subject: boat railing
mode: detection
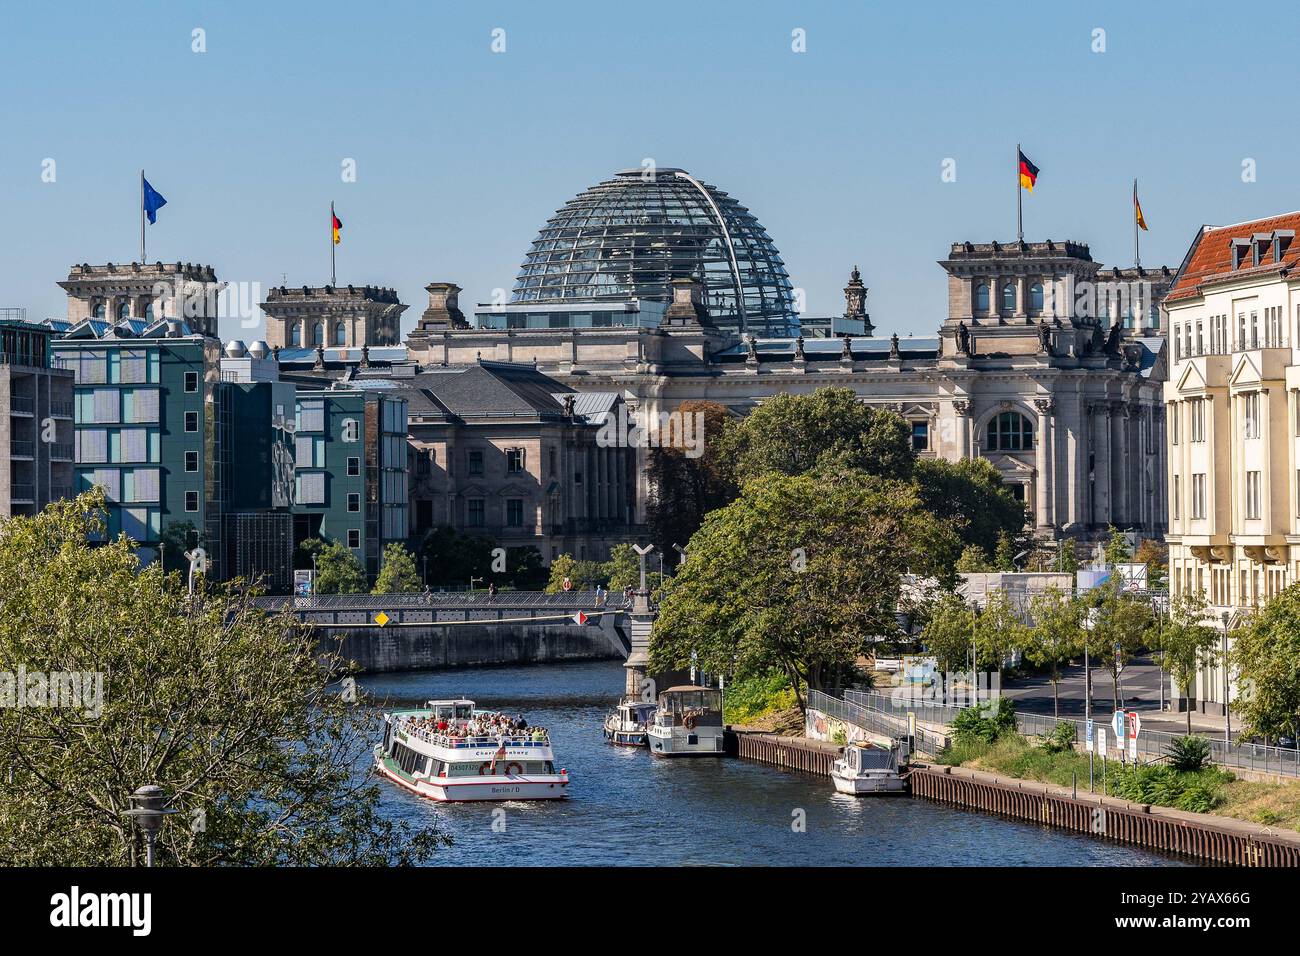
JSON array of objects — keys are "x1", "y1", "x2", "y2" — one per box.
[{"x1": 396, "y1": 720, "x2": 549, "y2": 749}]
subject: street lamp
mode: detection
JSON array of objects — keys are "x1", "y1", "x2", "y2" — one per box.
[
  {"x1": 1220, "y1": 611, "x2": 1232, "y2": 746},
  {"x1": 121, "y1": 784, "x2": 177, "y2": 867}
]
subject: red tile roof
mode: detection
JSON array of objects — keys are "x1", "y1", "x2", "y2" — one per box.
[{"x1": 1166, "y1": 211, "x2": 1300, "y2": 302}]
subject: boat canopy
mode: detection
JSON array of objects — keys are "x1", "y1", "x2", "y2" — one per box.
[
  {"x1": 658, "y1": 687, "x2": 722, "y2": 713},
  {"x1": 426, "y1": 699, "x2": 475, "y2": 720},
  {"x1": 846, "y1": 745, "x2": 897, "y2": 771}
]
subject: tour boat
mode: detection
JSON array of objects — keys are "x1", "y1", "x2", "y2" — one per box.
[
  {"x1": 647, "y1": 685, "x2": 725, "y2": 757},
  {"x1": 374, "y1": 698, "x2": 569, "y2": 801},
  {"x1": 829, "y1": 743, "x2": 907, "y2": 795},
  {"x1": 603, "y1": 698, "x2": 657, "y2": 746}
]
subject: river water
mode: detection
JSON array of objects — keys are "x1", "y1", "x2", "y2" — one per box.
[{"x1": 359, "y1": 661, "x2": 1181, "y2": 867}]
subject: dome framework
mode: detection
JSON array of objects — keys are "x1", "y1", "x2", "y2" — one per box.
[{"x1": 511, "y1": 168, "x2": 798, "y2": 336}]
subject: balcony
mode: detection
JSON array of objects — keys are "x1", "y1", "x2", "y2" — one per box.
[
  {"x1": 10, "y1": 440, "x2": 34, "y2": 459},
  {"x1": 50, "y1": 484, "x2": 73, "y2": 500},
  {"x1": 48, "y1": 400, "x2": 73, "y2": 419},
  {"x1": 49, "y1": 442, "x2": 74, "y2": 461},
  {"x1": 10, "y1": 484, "x2": 34, "y2": 503},
  {"x1": 7, "y1": 395, "x2": 34, "y2": 415}
]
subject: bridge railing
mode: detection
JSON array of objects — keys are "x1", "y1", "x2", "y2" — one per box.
[{"x1": 253, "y1": 590, "x2": 633, "y2": 612}]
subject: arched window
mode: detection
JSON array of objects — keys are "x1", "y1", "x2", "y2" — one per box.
[
  {"x1": 1001, "y1": 283, "x2": 1016, "y2": 313},
  {"x1": 144, "y1": 300, "x2": 155, "y2": 322},
  {"x1": 312, "y1": 322, "x2": 324, "y2": 347},
  {"x1": 92, "y1": 302, "x2": 105, "y2": 319},
  {"x1": 118, "y1": 301, "x2": 131, "y2": 320},
  {"x1": 1148, "y1": 303, "x2": 1160, "y2": 329},
  {"x1": 289, "y1": 324, "x2": 301, "y2": 347},
  {"x1": 334, "y1": 323, "x2": 346, "y2": 346},
  {"x1": 985, "y1": 411, "x2": 1034, "y2": 452},
  {"x1": 1029, "y1": 283, "x2": 1044, "y2": 314},
  {"x1": 974, "y1": 283, "x2": 989, "y2": 312}
]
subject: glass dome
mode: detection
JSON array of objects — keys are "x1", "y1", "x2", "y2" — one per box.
[{"x1": 511, "y1": 168, "x2": 798, "y2": 336}]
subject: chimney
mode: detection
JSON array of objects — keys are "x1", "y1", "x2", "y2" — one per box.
[
  {"x1": 661, "y1": 276, "x2": 712, "y2": 328},
  {"x1": 416, "y1": 282, "x2": 467, "y2": 331}
]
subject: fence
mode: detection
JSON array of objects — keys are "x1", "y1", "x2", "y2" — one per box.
[
  {"x1": 807, "y1": 689, "x2": 946, "y2": 757},
  {"x1": 253, "y1": 590, "x2": 633, "y2": 612},
  {"x1": 844, "y1": 688, "x2": 1300, "y2": 778}
]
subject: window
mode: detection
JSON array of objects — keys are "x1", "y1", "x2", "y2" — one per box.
[
  {"x1": 347, "y1": 529, "x2": 360, "y2": 549},
  {"x1": 118, "y1": 301, "x2": 131, "y2": 320},
  {"x1": 1001, "y1": 283, "x2": 1016, "y2": 313},
  {"x1": 1238, "y1": 312, "x2": 1246, "y2": 349},
  {"x1": 548, "y1": 446, "x2": 556, "y2": 476},
  {"x1": 290, "y1": 325, "x2": 301, "y2": 347},
  {"x1": 911, "y1": 421, "x2": 929, "y2": 451},
  {"x1": 985, "y1": 411, "x2": 1033, "y2": 452},
  {"x1": 347, "y1": 456, "x2": 360, "y2": 477},
  {"x1": 347, "y1": 492, "x2": 360, "y2": 513},
  {"x1": 1190, "y1": 399, "x2": 1206, "y2": 442},
  {"x1": 1172, "y1": 475, "x2": 1181, "y2": 519},
  {"x1": 1244, "y1": 392, "x2": 1261, "y2": 439},
  {"x1": 973, "y1": 283, "x2": 989, "y2": 312},
  {"x1": 297, "y1": 400, "x2": 325, "y2": 433},
  {"x1": 1028, "y1": 283, "x2": 1044, "y2": 314},
  {"x1": 506, "y1": 499, "x2": 524, "y2": 526},
  {"x1": 573, "y1": 470, "x2": 583, "y2": 485},
  {"x1": 184, "y1": 371, "x2": 198, "y2": 393},
  {"x1": 334, "y1": 323, "x2": 346, "y2": 346},
  {"x1": 468, "y1": 450, "x2": 484, "y2": 476},
  {"x1": 185, "y1": 411, "x2": 198, "y2": 433},
  {"x1": 185, "y1": 490, "x2": 199, "y2": 512},
  {"x1": 1170, "y1": 403, "x2": 1180, "y2": 445},
  {"x1": 185, "y1": 450, "x2": 198, "y2": 473},
  {"x1": 1191, "y1": 473, "x2": 1207, "y2": 519},
  {"x1": 1246, "y1": 470, "x2": 1262, "y2": 519},
  {"x1": 506, "y1": 448, "x2": 524, "y2": 473},
  {"x1": 92, "y1": 302, "x2": 105, "y2": 319},
  {"x1": 468, "y1": 498, "x2": 485, "y2": 527},
  {"x1": 312, "y1": 322, "x2": 324, "y2": 347},
  {"x1": 295, "y1": 472, "x2": 325, "y2": 504}
]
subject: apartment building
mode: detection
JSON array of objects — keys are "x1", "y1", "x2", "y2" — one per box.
[
  {"x1": 0, "y1": 318, "x2": 74, "y2": 517},
  {"x1": 1164, "y1": 211, "x2": 1300, "y2": 714}
]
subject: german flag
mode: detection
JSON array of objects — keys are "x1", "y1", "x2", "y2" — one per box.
[
  {"x1": 1134, "y1": 181, "x2": 1148, "y2": 231},
  {"x1": 331, "y1": 205, "x2": 343, "y2": 245},
  {"x1": 1018, "y1": 150, "x2": 1039, "y2": 192}
]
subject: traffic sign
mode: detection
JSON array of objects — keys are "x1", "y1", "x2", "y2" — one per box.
[
  {"x1": 1085, "y1": 719, "x2": 1095, "y2": 753},
  {"x1": 572, "y1": 611, "x2": 588, "y2": 625},
  {"x1": 1126, "y1": 710, "x2": 1141, "y2": 739},
  {"x1": 1111, "y1": 710, "x2": 1126, "y2": 739},
  {"x1": 1128, "y1": 736, "x2": 1138, "y2": 761},
  {"x1": 1097, "y1": 727, "x2": 1107, "y2": 754},
  {"x1": 374, "y1": 611, "x2": 390, "y2": 627}
]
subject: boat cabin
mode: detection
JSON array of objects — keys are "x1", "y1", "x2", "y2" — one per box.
[
  {"x1": 842, "y1": 744, "x2": 899, "y2": 774},
  {"x1": 426, "y1": 699, "x2": 475, "y2": 722},
  {"x1": 655, "y1": 685, "x2": 723, "y2": 728}
]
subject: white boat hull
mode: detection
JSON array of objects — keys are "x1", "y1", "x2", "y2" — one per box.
[
  {"x1": 830, "y1": 772, "x2": 907, "y2": 795},
  {"x1": 376, "y1": 758, "x2": 569, "y2": 802},
  {"x1": 647, "y1": 726, "x2": 725, "y2": 757}
]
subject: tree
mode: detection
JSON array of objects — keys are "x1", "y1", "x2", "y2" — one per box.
[
  {"x1": 418, "y1": 526, "x2": 495, "y2": 588},
  {"x1": 372, "y1": 543, "x2": 421, "y2": 594},
  {"x1": 603, "y1": 543, "x2": 642, "y2": 592},
  {"x1": 159, "y1": 520, "x2": 198, "y2": 574},
  {"x1": 1055, "y1": 540, "x2": 1079, "y2": 574},
  {"x1": 293, "y1": 535, "x2": 325, "y2": 572},
  {"x1": 503, "y1": 546, "x2": 545, "y2": 590},
  {"x1": 544, "y1": 554, "x2": 606, "y2": 593},
  {"x1": 315, "y1": 539, "x2": 367, "y2": 594},
  {"x1": 993, "y1": 530, "x2": 1018, "y2": 571},
  {"x1": 1084, "y1": 580, "x2": 1153, "y2": 711},
  {"x1": 0, "y1": 491, "x2": 444, "y2": 865},
  {"x1": 1161, "y1": 591, "x2": 1220, "y2": 733},
  {"x1": 914, "y1": 456, "x2": 1025, "y2": 560},
  {"x1": 1025, "y1": 587, "x2": 1082, "y2": 716},
  {"x1": 1103, "y1": 525, "x2": 1133, "y2": 566},
  {"x1": 720, "y1": 387, "x2": 914, "y2": 485},
  {"x1": 1232, "y1": 584, "x2": 1300, "y2": 740},
  {"x1": 974, "y1": 590, "x2": 1028, "y2": 675},
  {"x1": 1134, "y1": 538, "x2": 1168, "y2": 591},
  {"x1": 920, "y1": 591, "x2": 977, "y2": 698},
  {"x1": 955, "y1": 544, "x2": 992, "y2": 573},
  {"x1": 646, "y1": 400, "x2": 738, "y2": 557},
  {"x1": 651, "y1": 468, "x2": 960, "y2": 711}
]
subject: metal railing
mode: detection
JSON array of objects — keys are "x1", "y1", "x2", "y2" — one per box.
[
  {"x1": 9, "y1": 484, "x2": 34, "y2": 503},
  {"x1": 9, "y1": 440, "x2": 34, "y2": 458},
  {"x1": 253, "y1": 590, "x2": 634, "y2": 611},
  {"x1": 7, "y1": 395, "x2": 34, "y2": 414},
  {"x1": 808, "y1": 689, "x2": 946, "y2": 757}
]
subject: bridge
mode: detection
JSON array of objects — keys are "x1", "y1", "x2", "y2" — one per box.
[{"x1": 256, "y1": 591, "x2": 655, "y2": 689}]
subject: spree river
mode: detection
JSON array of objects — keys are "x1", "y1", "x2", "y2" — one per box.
[{"x1": 359, "y1": 661, "x2": 1181, "y2": 867}]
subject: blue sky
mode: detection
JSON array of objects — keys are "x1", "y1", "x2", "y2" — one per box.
[{"x1": 2, "y1": 1, "x2": 1297, "y2": 339}]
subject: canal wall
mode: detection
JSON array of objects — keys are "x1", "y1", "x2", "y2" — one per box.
[{"x1": 318, "y1": 624, "x2": 620, "y2": 673}]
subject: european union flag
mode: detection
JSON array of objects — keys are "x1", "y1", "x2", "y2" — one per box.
[{"x1": 142, "y1": 177, "x2": 167, "y2": 224}]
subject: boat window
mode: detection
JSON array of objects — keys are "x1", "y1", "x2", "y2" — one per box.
[
  {"x1": 455, "y1": 704, "x2": 473, "y2": 719},
  {"x1": 859, "y1": 750, "x2": 894, "y2": 769},
  {"x1": 435, "y1": 705, "x2": 453, "y2": 719},
  {"x1": 848, "y1": 749, "x2": 858, "y2": 770}
]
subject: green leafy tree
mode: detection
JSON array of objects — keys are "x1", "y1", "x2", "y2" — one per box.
[
  {"x1": 720, "y1": 387, "x2": 914, "y2": 485},
  {"x1": 1134, "y1": 538, "x2": 1168, "y2": 590},
  {"x1": 1084, "y1": 580, "x2": 1153, "y2": 711},
  {"x1": 1025, "y1": 587, "x2": 1082, "y2": 716},
  {"x1": 651, "y1": 468, "x2": 959, "y2": 711},
  {"x1": 603, "y1": 543, "x2": 642, "y2": 592},
  {"x1": 544, "y1": 554, "x2": 607, "y2": 593},
  {"x1": 294, "y1": 535, "x2": 326, "y2": 572},
  {"x1": 913, "y1": 457, "x2": 1026, "y2": 560},
  {"x1": 920, "y1": 591, "x2": 977, "y2": 696},
  {"x1": 1162, "y1": 591, "x2": 1221, "y2": 733},
  {"x1": 1055, "y1": 541, "x2": 1079, "y2": 574},
  {"x1": 0, "y1": 491, "x2": 444, "y2": 865},
  {"x1": 503, "y1": 546, "x2": 545, "y2": 590},
  {"x1": 1232, "y1": 584, "x2": 1300, "y2": 740},
  {"x1": 372, "y1": 543, "x2": 421, "y2": 594},
  {"x1": 315, "y1": 538, "x2": 368, "y2": 594},
  {"x1": 993, "y1": 530, "x2": 1019, "y2": 571},
  {"x1": 418, "y1": 526, "x2": 495, "y2": 588},
  {"x1": 646, "y1": 400, "x2": 738, "y2": 557},
  {"x1": 975, "y1": 590, "x2": 1029, "y2": 675},
  {"x1": 1103, "y1": 525, "x2": 1133, "y2": 566},
  {"x1": 955, "y1": 544, "x2": 992, "y2": 573}
]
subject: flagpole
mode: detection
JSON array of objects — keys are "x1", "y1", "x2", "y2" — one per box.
[
  {"x1": 140, "y1": 170, "x2": 146, "y2": 263},
  {"x1": 1016, "y1": 143, "x2": 1023, "y2": 242},
  {"x1": 330, "y1": 201, "x2": 337, "y2": 287},
  {"x1": 1133, "y1": 178, "x2": 1141, "y2": 269}
]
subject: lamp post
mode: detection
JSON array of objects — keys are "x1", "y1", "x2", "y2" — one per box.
[
  {"x1": 1220, "y1": 611, "x2": 1231, "y2": 746},
  {"x1": 121, "y1": 784, "x2": 177, "y2": 868}
]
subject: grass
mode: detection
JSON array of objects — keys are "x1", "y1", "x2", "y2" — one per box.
[{"x1": 723, "y1": 672, "x2": 797, "y2": 726}]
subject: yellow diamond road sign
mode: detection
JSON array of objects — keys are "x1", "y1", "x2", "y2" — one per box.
[{"x1": 374, "y1": 611, "x2": 390, "y2": 627}]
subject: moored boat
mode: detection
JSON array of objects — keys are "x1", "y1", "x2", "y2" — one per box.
[
  {"x1": 375, "y1": 698, "x2": 569, "y2": 801},
  {"x1": 647, "y1": 685, "x2": 725, "y2": 757},
  {"x1": 603, "y1": 698, "x2": 657, "y2": 746},
  {"x1": 830, "y1": 742, "x2": 907, "y2": 795}
]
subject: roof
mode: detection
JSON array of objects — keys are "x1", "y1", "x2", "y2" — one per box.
[
  {"x1": 551, "y1": 390, "x2": 620, "y2": 421},
  {"x1": 662, "y1": 685, "x2": 717, "y2": 694},
  {"x1": 1166, "y1": 211, "x2": 1300, "y2": 302},
  {"x1": 714, "y1": 335, "x2": 941, "y2": 361},
  {"x1": 275, "y1": 346, "x2": 408, "y2": 364}
]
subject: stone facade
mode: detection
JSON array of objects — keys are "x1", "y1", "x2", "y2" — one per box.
[
  {"x1": 261, "y1": 284, "x2": 406, "y2": 350},
  {"x1": 404, "y1": 239, "x2": 1170, "y2": 541},
  {"x1": 0, "y1": 320, "x2": 74, "y2": 517},
  {"x1": 58, "y1": 261, "x2": 223, "y2": 337}
]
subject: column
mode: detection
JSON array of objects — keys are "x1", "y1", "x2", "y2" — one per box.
[
  {"x1": 989, "y1": 278, "x2": 1001, "y2": 323},
  {"x1": 952, "y1": 400, "x2": 972, "y2": 458},
  {"x1": 1034, "y1": 399, "x2": 1053, "y2": 533},
  {"x1": 1093, "y1": 402, "x2": 1111, "y2": 528}
]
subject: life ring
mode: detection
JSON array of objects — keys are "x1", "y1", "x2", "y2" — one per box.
[
  {"x1": 562, "y1": 578, "x2": 573, "y2": 591},
  {"x1": 504, "y1": 762, "x2": 523, "y2": 776},
  {"x1": 478, "y1": 761, "x2": 493, "y2": 775},
  {"x1": 684, "y1": 714, "x2": 697, "y2": 730}
]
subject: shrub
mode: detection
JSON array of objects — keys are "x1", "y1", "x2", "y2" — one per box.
[
  {"x1": 1166, "y1": 734, "x2": 1213, "y2": 773},
  {"x1": 952, "y1": 697, "x2": 1018, "y2": 744},
  {"x1": 1040, "y1": 720, "x2": 1076, "y2": 754}
]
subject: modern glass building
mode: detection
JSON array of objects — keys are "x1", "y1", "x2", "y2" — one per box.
[{"x1": 483, "y1": 168, "x2": 799, "y2": 337}]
